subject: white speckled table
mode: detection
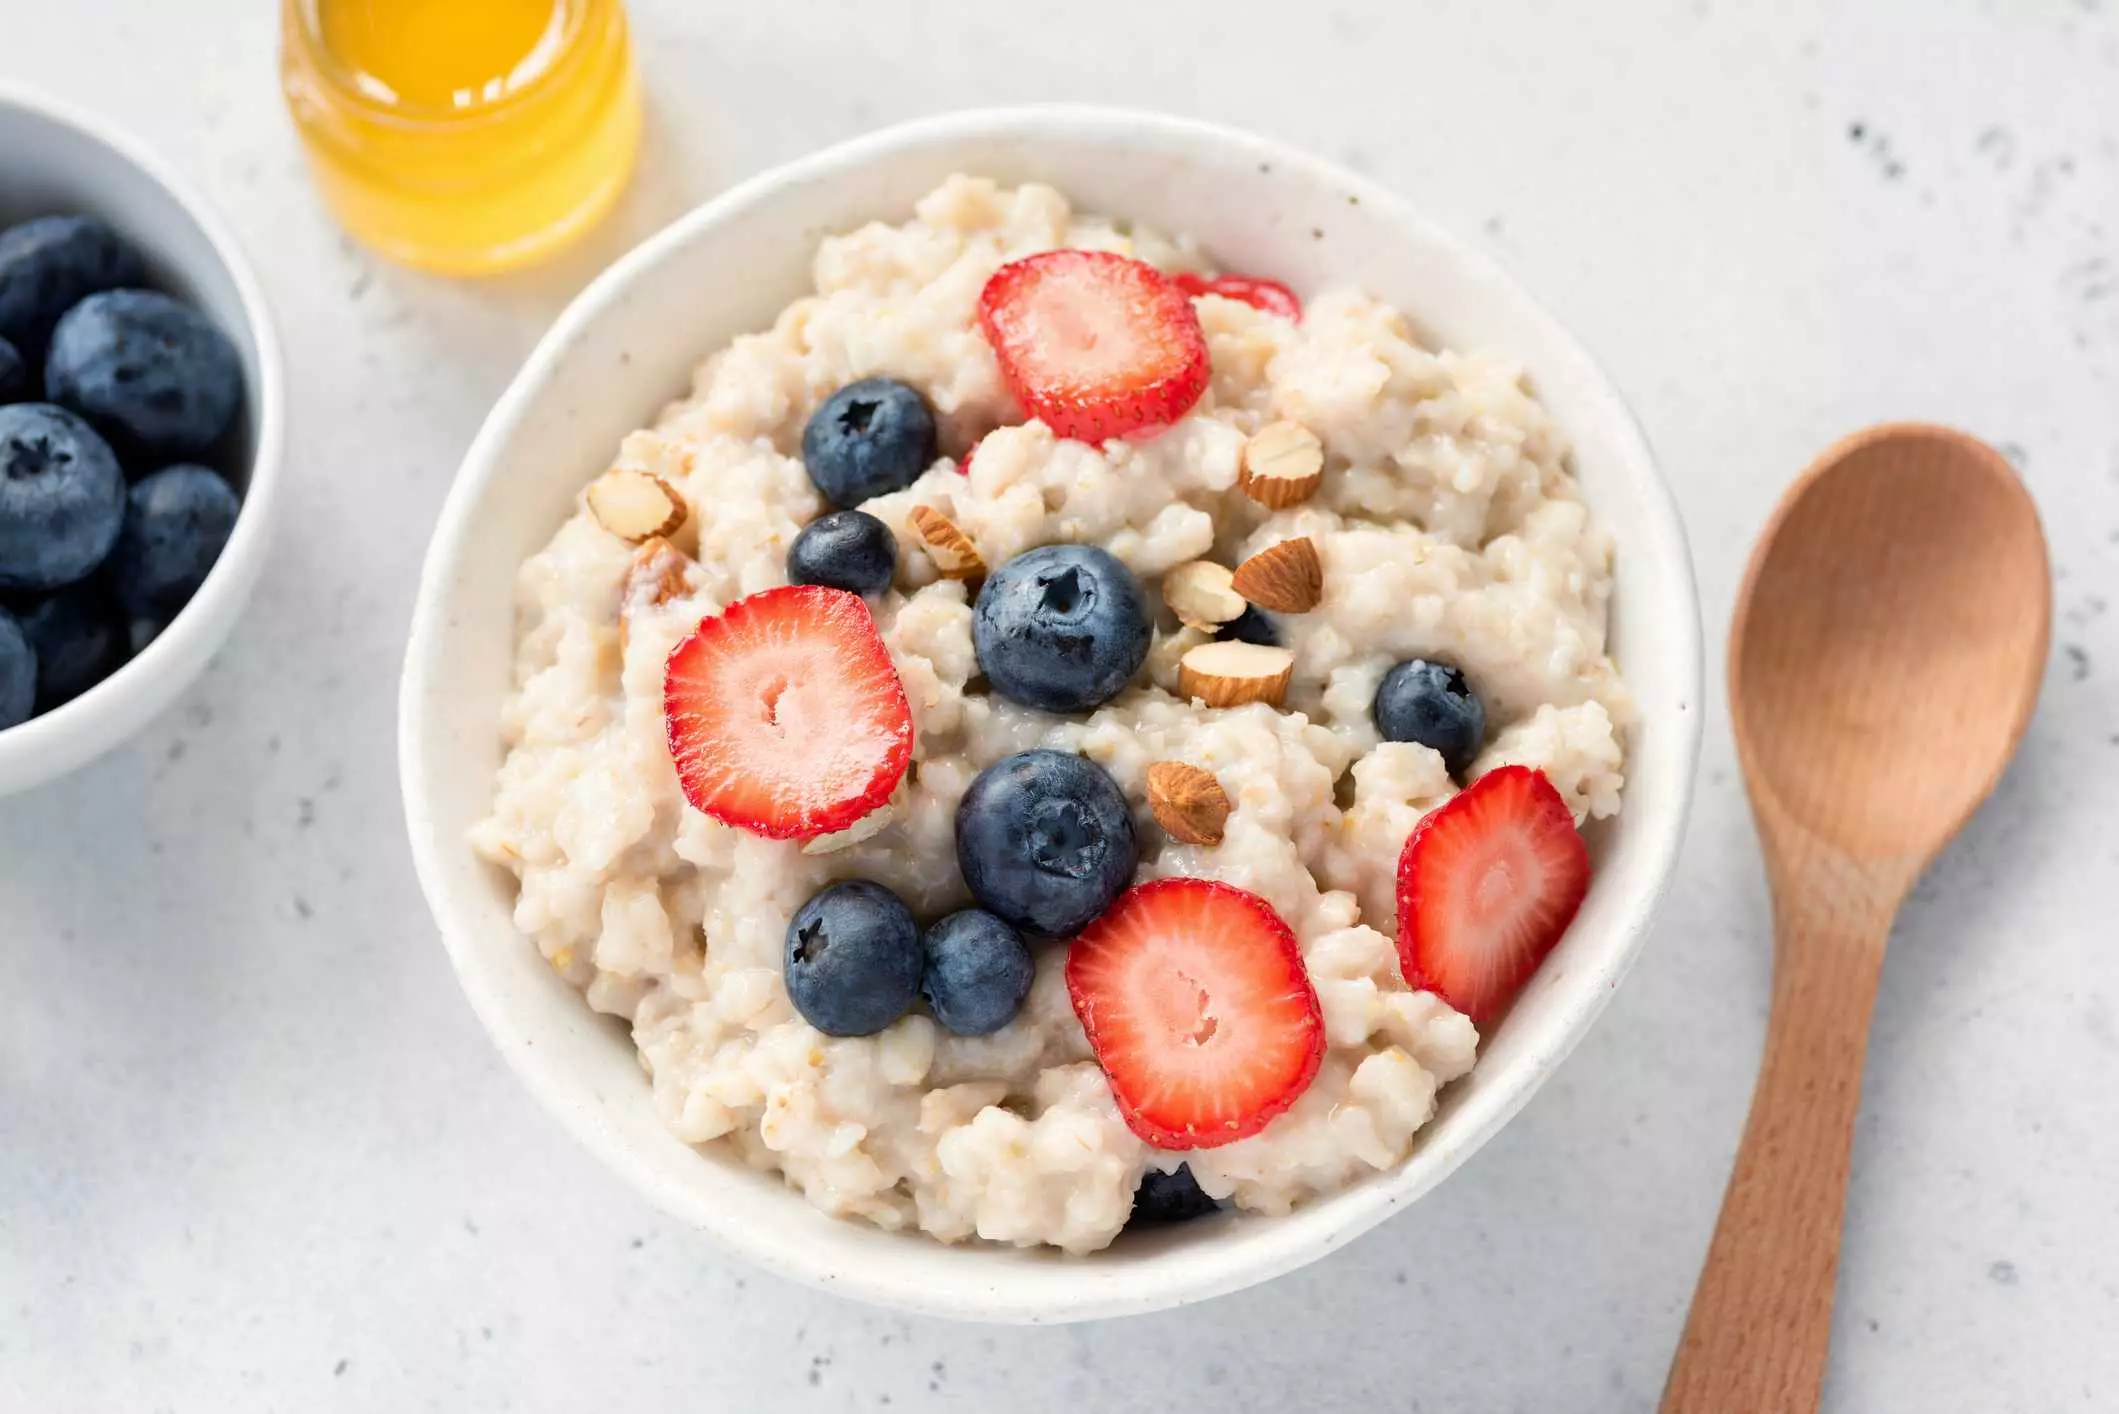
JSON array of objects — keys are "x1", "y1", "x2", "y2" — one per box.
[{"x1": 4, "y1": 2, "x2": 2116, "y2": 1409}]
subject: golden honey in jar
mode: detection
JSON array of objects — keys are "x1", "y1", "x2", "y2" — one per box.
[{"x1": 280, "y1": 0, "x2": 642, "y2": 275}]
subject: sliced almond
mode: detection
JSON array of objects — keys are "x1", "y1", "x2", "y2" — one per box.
[
  {"x1": 1177, "y1": 640, "x2": 1294, "y2": 708},
  {"x1": 1146, "y1": 761, "x2": 1231, "y2": 846},
  {"x1": 588, "y1": 468, "x2": 689, "y2": 543},
  {"x1": 618, "y1": 536, "x2": 695, "y2": 652},
  {"x1": 1239, "y1": 421, "x2": 1325, "y2": 508},
  {"x1": 1162, "y1": 560, "x2": 1247, "y2": 632},
  {"x1": 908, "y1": 504, "x2": 986, "y2": 580},
  {"x1": 1232, "y1": 537, "x2": 1323, "y2": 614}
]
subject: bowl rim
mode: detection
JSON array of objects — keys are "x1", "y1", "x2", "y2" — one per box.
[
  {"x1": 0, "y1": 83, "x2": 286, "y2": 782},
  {"x1": 401, "y1": 103, "x2": 1703, "y2": 1321}
]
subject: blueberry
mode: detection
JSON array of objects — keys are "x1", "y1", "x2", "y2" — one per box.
[
  {"x1": 107, "y1": 464, "x2": 240, "y2": 625},
  {"x1": 1127, "y1": 1165, "x2": 1220, "y2": 1227},
  {"x1": 955, "y1": 749, "x2": 1137, "y2": 938},
  {"x1": 921, "y1": 909, "x2": 1035, "y2": 1036},
  {"x1": 784, "y1": 879, "x2": 924, "y2": 1037},
  {"x1": 1217, "y1": 604, "x2": 1279, "y2": 647},
  {"x1": 0, "y1": 403, "x2": 126, "y2": 593},
  {"x1": 0, "y1": 216, "x2": 148, "y2": 358},
  {"x1": 0, "y1": 336, "x2": 28, "y2": 404},
  {"x1": 0, "y1": 608, "x2": 33, "y2": 730},
  {"x1": 1373, "y1": 658, "x2": 1486, "y2": 778},
  {"x1": 973, "y1": 545, "x2": 1152, "y2": 712},
  {"x1": 16, "y1": 580, "x2": 128, "y2": 711},
  {"x1": 800, "y1": 377, "x2": 938, "y2": 507},
  {"x1": 45, "y1": 290, "x2": 243, "y2": 461},
  {"x1": 787, "y1": 508, "x2": 897, "y2": 596}
]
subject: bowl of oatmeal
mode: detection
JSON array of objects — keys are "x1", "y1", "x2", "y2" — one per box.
[{"x1": 400, "y1": 106, "x2": 1701, "y2": 1321}]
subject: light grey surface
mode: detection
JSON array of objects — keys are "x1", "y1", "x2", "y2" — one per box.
[{"x1": 2, "y1": 1, "x2": 2114, "y2": 1409}]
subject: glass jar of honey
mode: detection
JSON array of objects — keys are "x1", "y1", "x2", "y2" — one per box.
[{"x1": 280, "y1": 0, "x2": 642, "y2": 276}]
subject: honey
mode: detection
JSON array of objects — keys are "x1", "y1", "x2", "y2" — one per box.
[{"x1": 280, "y1": 0, "x2": 641, "y2": 275}]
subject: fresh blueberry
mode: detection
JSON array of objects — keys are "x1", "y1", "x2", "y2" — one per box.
[
  {"x1": 107, "y1": 464, "x2": 239, "y2": 625},
  {"x1": 921, "y1": 909, "x2": 1035, "y2": 1036},
  {"x1": 1217, "y1": 603, "x2": 1279, "y2": 647},
  {"x1": 0, "y1": 216, "x2": 148, "y2": 358},
  {"x1": 800, "y1": 377, "x2": 938, "y2": 507},
  {"x1": 0, "y1": 336, "x2": 28, "y2": 404},
  {"x1": 787, "y1": 508, "x2": 897, "y2": 596},
  {"x1": 1127, "y1": 1165, "x2": 1220, "y2": 1227},
  {"x1": 784, "y1": 879, "x2": 924, "y2": 1037},
  {"x1": 16, "y1": 581, "x2": 128, "y2": 711},
  {"x1": 955, "y1": 749, "x2": 1137, "y2": 938},
  {"x1": 973, "y1": 544, "x2": 1152, "y2": 712},
  {"x1": 45, "y1": 290, "x2": 243, "y2": 461},
  {"x1": 0, "y1": 403, "x2": 127, "y2": 593},
  {"x1": 0, "y1": 608, "x2": 33, "y2": 729},
  {"x1": 1373, "y1": 658, "x2": 1486, "y2": 778}
]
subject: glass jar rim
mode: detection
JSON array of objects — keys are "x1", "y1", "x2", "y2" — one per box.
[{"x1": 282, "y1": 0, "x2": 604, "y2": 132}]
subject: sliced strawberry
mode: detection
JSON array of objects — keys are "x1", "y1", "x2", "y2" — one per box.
[
  {"x1": 663, "y1": 585, "x2": 912, "y2": 840},
  {"x1": 1395, "y1": 765, "x2": 1589, "y2": 1023},
  {"x1": 977, "y1": 250, "x2": 1210, "y2": 443},
  {"x1": 1068, "y1": 878, "x2": 1325, "y2": 1150},
  {"x1": 1173, "y1": 271, "x2": 1303, "y2": 322},
  {"x1": 955, "y1": 434, "x2": 981, "y2": 476}
]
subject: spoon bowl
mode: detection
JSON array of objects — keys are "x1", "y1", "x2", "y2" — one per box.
[
  {"x1": 1664, "y1": 422, "x2": 2050, "y2": 1414},
  {"x1": 1733, "y1": 424, "x2": 2050, "y2": 865}
]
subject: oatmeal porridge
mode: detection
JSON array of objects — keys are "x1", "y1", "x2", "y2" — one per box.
[{"x1": 470, "y1": 175, "x2": 1632, "y2": 1253}]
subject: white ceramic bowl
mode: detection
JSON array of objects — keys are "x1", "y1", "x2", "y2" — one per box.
[
  {"x1": 401, "y1": 107, "x2": 1701, "y2": 1323},
  {"x1": 0, "y1": 87, "x2": 283, "y2": 795}
]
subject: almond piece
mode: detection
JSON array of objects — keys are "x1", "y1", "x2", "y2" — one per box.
[
  {"x1": 1177, "y1": 640, "x2": 1295, "y2": 708},
  {"x1": 1239, "y1": 421, "x2": 1324, "y2": 508},
  {"x1": 1232, "y1": 537, "x2": 1323, "y2": 614},
  {"x1": 618, "y1": 536, "x2": 695, "y2": 652},
  {"x1": 908, "y1": 504, "x2": 986, "y2": 580},
  {"x1": 1146, "y1": 761, "x2": 1232, "y2": 846},
  {"x1": 587, "y1": 468, "x2": 689, "y2": 544},
  {"x1": 1161, "y1": 560, "x2": 1247, "y2": 632}
]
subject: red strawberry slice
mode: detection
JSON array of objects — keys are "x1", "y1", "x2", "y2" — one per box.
[
  {"x1": 1395, "y1": 765, "x2": 1589, "y2": 1023},
  {"x1": 1068, "y1": 878, "x2": 1325, "y2": 1150},
  {"x1": 1173, "y1": 271, "x2": 1303, "y2": 322},
  {"x1": 977, "y1": 250, "x2": 1210, "y2": 443},
  {"x1": 663, "y1": 584, "x2": 912, "y2": 840}
]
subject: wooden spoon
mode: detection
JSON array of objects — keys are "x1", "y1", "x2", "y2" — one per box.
[{"x1": 1660, "y1": 424, "x2": 2050, "y2": 1414}]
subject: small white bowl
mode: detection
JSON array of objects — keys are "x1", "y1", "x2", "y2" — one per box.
[
  {"x1": 401, "y1": 107, "x2": 1702, "y2": 1323},
  {"x1": 0, "y1": 86, "x2": 283, "y2": 795}
]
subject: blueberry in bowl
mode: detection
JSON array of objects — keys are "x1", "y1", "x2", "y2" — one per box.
[
  {"x1": 955, "y1": 748, "x2": 1138, "y2": 939},
  {"x1": 801, "y1": 376, "x2": 938, "y2": 507},
  {"x1": 0, "y1": 335, "x2": 29, "y2": 404},
  {"x1": 0, "y1": 608, "x2": 33, "y2": 731},
  {"x1": 45, "y1": 289, "x2": 244, "y2": 463},
  {"x1": 972, "y1": 543, "x2": 1152, "y2": 713},
  {"x1": 0, "y1": 402, "x2": 126, "y2": 593},
  {"x1": 0, "y1": 214, "x2": 147, "y2": 359},
  {"x1": 1373, "y1": 657, "x2": 1486, "y2": 779},
  {"x1": 108, "y1": 464, "x2": 242, "y2": 643},
  {"x1": 786, "y1": 507, "x2": 898, "y2": 597}
]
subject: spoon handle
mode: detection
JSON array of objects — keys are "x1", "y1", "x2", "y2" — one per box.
[{"x1": 1660, "y1": 887, "x2": 1894, "y2": 1414}]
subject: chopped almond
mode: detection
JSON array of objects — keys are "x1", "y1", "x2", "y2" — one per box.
[
  {"x1": 1177, "y1": 641, "x2": 1295, "y2": 708},
  {"x1": 1162, "y1": 560, "x2": 1247, "y2": 632},
  {"x1": 1239, "y1": 421, "x2": 1324, "y2": 508},
  {"x1": 909, "y1": 505, "x2": 986, "y2": 580},
  {"x1": 1232, "y1": 537, "x2": 1324, "y2": 614},
  {"x1": 1146, "y1": 762, "x2": 1232, "y2": 845}
]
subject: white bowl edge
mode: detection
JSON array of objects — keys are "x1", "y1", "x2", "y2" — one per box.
[{"x1": 400, "y1": 105, "x2": 1703, "y2": 1323}]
